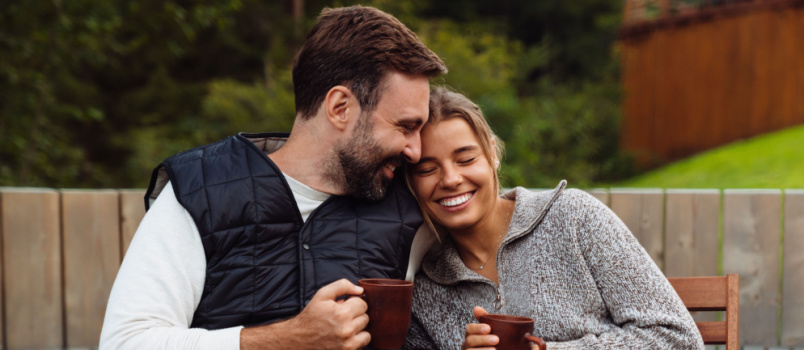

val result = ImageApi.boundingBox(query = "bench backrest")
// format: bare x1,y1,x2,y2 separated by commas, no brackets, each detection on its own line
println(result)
668,274,739,349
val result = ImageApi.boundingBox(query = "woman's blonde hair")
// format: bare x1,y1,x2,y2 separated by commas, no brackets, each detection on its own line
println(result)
405,86,505,242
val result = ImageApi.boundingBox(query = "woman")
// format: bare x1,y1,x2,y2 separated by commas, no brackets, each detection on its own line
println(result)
403,87,703,349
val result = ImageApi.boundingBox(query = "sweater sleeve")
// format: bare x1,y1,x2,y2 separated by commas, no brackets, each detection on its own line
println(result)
99,182,242,350
545,190,703,350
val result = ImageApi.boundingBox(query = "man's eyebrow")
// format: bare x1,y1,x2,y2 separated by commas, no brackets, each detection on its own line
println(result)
399,116,425,127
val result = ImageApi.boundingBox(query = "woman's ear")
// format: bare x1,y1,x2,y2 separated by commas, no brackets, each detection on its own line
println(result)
324,85,357,131
491,140,500,169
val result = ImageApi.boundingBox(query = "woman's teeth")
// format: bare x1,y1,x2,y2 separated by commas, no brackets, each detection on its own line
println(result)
440,193,472,207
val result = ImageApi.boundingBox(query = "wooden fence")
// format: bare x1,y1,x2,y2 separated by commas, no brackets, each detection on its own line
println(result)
1,187,803,349
618,0,804,166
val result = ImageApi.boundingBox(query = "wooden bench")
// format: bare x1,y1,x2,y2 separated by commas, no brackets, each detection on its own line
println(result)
669,274,739,349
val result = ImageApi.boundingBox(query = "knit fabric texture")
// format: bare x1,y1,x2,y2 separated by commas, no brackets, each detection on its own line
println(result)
404,183,704,349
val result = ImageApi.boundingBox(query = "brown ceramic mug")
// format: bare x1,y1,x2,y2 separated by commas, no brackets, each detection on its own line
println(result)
478,314,546,350
358,278,414,349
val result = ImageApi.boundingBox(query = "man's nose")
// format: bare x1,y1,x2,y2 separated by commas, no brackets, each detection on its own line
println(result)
402,133,421,163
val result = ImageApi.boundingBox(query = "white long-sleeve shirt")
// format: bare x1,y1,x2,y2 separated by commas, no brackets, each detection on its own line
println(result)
100,179,434,349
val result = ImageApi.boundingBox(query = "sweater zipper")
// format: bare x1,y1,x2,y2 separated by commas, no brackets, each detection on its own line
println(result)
494,285,503,310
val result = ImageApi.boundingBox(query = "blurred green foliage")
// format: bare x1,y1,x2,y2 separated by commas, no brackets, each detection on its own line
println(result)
0,0,633,189
612,124,804,188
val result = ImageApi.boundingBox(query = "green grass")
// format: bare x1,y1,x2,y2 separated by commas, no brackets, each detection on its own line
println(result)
611,124,804,188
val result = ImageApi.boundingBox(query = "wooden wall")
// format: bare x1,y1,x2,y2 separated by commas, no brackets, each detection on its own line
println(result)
619,0,804,165
0,188,145,349
1,187,803,348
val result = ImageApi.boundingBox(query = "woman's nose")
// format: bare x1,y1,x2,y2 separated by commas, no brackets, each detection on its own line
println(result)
440,166,462,188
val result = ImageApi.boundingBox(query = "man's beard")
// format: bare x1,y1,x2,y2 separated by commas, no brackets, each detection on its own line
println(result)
326,115,401,201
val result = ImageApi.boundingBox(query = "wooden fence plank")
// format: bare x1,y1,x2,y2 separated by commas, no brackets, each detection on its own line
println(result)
722,189,782,347
610,189,665,270
119,189,147,259
782,190,804,347
664,190,720,324
61,190,121,348
586,189,609,207
619,5,804,165
664,190,720,278
0,188,63,349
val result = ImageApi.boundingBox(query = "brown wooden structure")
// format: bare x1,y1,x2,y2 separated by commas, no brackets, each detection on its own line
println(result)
1,187,804,348
668,274,740,349
619,0,804,166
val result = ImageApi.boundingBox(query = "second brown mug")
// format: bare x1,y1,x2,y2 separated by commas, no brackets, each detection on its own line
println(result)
478,314,546,350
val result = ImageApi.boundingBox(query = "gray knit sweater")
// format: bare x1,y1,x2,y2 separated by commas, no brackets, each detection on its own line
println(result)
404,182,704,349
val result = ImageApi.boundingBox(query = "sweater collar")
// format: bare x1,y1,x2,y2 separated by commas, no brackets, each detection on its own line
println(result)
421,181,567,285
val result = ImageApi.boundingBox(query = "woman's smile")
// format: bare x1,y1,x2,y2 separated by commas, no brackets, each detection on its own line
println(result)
412,118,498,231
437,191,475,211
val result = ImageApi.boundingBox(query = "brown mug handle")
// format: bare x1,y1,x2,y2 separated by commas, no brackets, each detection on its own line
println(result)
525,333,546,350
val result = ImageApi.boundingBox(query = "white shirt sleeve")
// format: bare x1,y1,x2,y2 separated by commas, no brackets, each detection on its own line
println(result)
100,182,242,350
405,225,438,282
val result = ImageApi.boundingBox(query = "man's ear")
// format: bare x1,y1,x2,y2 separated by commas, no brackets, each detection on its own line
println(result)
324,85,357,132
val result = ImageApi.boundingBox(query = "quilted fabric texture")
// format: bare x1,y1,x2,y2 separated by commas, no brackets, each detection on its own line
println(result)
146,132,422,329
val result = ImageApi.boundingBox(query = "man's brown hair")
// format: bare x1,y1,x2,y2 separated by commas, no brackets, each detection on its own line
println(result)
292,6,446,120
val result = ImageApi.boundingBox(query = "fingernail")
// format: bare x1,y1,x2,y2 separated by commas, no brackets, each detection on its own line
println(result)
490,335,499,344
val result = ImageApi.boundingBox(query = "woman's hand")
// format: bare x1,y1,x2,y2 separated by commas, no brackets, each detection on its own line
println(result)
462,306,547,350
461,306,499,350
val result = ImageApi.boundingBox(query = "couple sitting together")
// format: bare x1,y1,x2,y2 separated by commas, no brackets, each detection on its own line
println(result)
100,5,704,350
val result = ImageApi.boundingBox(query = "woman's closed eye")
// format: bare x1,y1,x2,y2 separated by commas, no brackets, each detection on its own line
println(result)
457,157,477,164
414,165,437,175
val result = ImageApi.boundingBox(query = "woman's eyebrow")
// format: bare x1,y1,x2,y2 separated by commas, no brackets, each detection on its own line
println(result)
453,145,479,154
416,145,479,164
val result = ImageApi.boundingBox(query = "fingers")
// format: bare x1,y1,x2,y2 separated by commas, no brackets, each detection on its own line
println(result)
466,322,491,336
353,312,369,332
313,279,364,302
341,294,368,313
462,334,498,350
336,310,369,350
345,330,371,350
462,321,496,350
473,306,489,321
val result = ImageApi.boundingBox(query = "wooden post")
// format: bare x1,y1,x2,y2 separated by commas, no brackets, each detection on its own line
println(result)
119,189,147,259
782,190,804,346
61,190,121,348
0,188,63,348
723,189,782,347
664,190,721,324
610,189,665,270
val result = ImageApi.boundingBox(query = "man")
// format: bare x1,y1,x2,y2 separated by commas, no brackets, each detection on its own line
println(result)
100,6,445,349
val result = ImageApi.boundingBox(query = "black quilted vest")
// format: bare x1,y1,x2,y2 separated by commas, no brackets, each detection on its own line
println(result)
144,132,422,329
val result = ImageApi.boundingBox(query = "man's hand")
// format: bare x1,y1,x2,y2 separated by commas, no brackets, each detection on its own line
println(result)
240,279,370,350
461,306,499,350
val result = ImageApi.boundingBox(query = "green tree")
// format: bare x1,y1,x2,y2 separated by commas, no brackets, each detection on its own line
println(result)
1,0,632,189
